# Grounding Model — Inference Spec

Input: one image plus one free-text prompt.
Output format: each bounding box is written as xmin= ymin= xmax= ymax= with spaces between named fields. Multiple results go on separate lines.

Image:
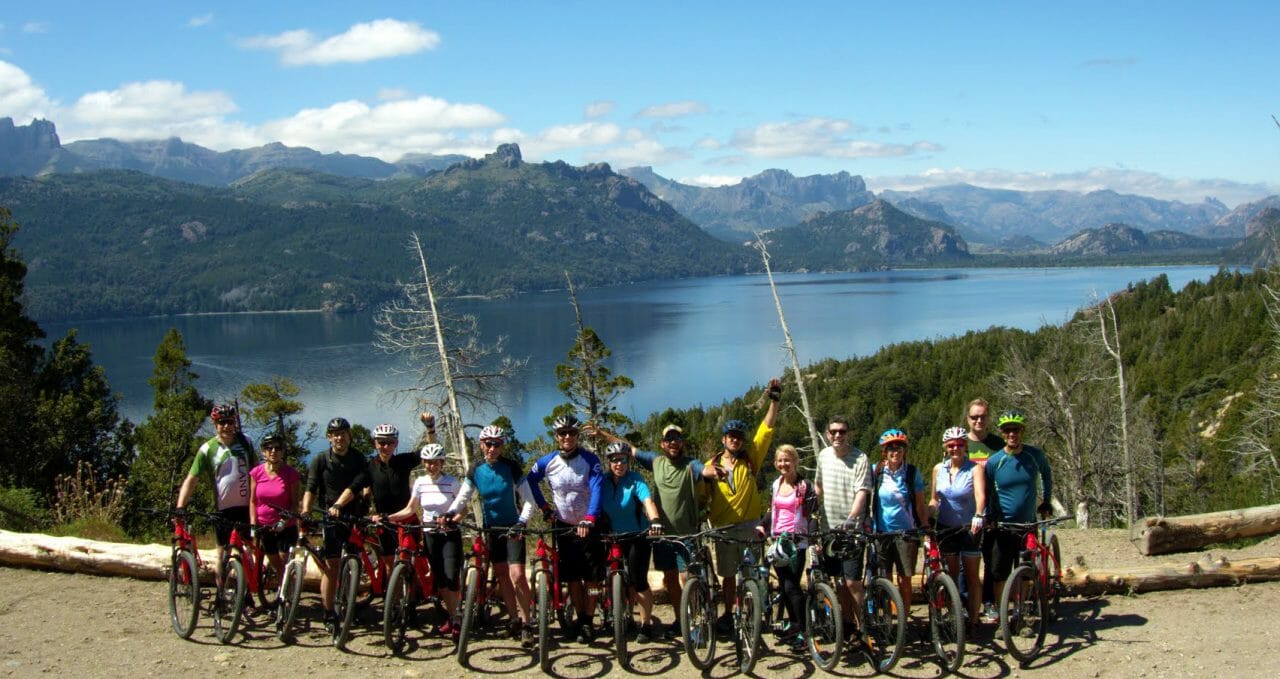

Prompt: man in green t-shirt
xmin=175 ymin=404 xmax=257 ymax=586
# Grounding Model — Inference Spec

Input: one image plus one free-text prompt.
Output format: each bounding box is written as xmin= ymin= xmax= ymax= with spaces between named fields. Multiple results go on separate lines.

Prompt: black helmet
xmin=552 ymin=413 xmax=580 ymax=433
xmin=261 ymin=432 xmax=286 ymax=447
xmin=326 ymin=417 xmax=351 ymax=433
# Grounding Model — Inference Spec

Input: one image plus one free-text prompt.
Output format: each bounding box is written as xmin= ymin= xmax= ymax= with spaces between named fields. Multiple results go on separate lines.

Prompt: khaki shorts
xmin=713 ymin=521 xmax=761 ymax=578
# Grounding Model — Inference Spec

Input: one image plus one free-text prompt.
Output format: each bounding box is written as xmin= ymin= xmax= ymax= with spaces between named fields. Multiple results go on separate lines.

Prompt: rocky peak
xmin=491 ymin=143 xmax=523 ymax=167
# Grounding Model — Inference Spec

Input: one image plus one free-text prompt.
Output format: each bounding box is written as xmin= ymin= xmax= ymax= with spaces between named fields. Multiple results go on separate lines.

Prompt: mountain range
xmin=759 ymin=200 xmax=971 ymax=271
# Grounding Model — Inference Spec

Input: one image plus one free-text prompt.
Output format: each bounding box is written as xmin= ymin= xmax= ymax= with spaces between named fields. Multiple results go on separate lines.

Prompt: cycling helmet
xmin=878 ymin=428 xmax=908 ymax=447
xmin=722 ymin=419 xmax=748 ymax=435
xmin=210 ymin=404 xmax=237 ymax=423
xmin=479 ymin=424 xmax=506 ymax=442
xmin=996 ymin=411 xmax=1027 ymax=429
xmin=261 ymin=432 xmax=286 ymax=447
xmin=552 ymin=413 xmax=580 ymax=432
xmin=419 ymin=443 xmax=447 ymax=461
xmin=326 ymin=417 xmax=351 ymax=432
xmin=605 ymin=441 xmax=632 ymax=460
xmin=942 ymin=427 xmax=968 ymax=443
xmin=373 ymin=423 xmax=399 ymax=439
xmin=766 ymin=534 xmax=800 ymax=570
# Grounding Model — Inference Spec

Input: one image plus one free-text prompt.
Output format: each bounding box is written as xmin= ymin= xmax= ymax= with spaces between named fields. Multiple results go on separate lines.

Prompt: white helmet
xmin=479 ymin=425 xmax=505 ymax=442
xmin=373 ymin=423 xmax=399 ymax=439
xmin=766 ymin=534 xmax=799 ymax=569
xmin=419 ymin=443 xmax=447 ymax=461
xmin=942 ymin=426 xmax=968 ymax=443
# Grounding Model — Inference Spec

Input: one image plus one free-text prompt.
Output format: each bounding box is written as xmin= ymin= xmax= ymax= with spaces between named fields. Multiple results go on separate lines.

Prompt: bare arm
xmin=175 ymin=475 xmax=199 ymax=509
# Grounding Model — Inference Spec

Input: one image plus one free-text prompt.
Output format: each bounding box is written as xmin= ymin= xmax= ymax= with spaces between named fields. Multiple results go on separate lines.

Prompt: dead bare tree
xmin=1096 ymin=293 xmax=1138 ymax=532
xmin=374 ymin=233 xmax=527 ymax=475
xmin=753 ymin=234 xmax=823 ymax=458
xmin=1230 ymin=270 xmax=1280 ymax=501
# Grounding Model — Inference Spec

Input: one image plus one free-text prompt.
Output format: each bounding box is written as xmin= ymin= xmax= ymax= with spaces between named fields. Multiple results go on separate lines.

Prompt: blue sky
xmin=1 ymin=1 xmax=1277 ymax=206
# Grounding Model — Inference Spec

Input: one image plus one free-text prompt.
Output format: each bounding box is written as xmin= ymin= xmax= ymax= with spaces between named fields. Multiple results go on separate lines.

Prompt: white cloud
xmin=22 ymin=21 xmax=48 ymax=34
xmin=0 ymin=60 xmax=54 ymax=121
xmin=258 ymin=95 xmax=505 ymax=160
xmin=377 ymin=87 xmax=412 ymax=101
xmin=61 ymin=80 xmax=260 ymax=148
xmin=187 ymin=13 xmax=214 ymax=28
xmin=636 ymin=100 xmax=707 ymax=119
xmin=599 ymin=139 xmax=689 ymax=168
xmin=867 ymin=167 xmax=1277 ymax=208
xmin=241 ymin=18 xmax=439 ymax=66
xmin=678 ymin=174 xmax=744 ymax=188
xmin=584 ymin=100 xmax=614 ymax=119
xmin=731 ymin=117 xmax=939 ymax=160
xmin=521 ymin=121 xmax=622 ymax=158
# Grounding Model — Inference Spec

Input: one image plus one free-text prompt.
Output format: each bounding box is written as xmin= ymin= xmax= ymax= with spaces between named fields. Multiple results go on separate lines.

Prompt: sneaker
xmin=665 ymin=621 xmax=682 ymax=639
xmin=323 ymin=610 xmax=336 ymax=633
xmin=450 ymin=617 xmax=462 ymax=641
xmin=715 ymin=613 xmax=733 ymax=635
xmin=509 ymin=620 xmax=524 ymax=640
xmin=789 ymin=634 xmax=807 ymax=654
xmin=577 ymin=620 xmax=595 ymax=644
xmin=636 ymin=622 xmax=656 ymax=644
xmin=521 ymin=623 xmax=535 ymax=648
xmin=437 ymin=618 xmax=454 ymax=637
xmin=980 ymin=603 xmax=999 ymax=624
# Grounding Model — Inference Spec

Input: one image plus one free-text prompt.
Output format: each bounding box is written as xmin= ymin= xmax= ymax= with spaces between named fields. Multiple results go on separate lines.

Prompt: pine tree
xmin=0 ymin=207 xmax=45 ymax=488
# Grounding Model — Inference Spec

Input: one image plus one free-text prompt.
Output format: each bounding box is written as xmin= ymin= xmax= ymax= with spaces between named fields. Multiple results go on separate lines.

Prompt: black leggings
xmin=773 ymin=549 xmax=808 ymax=632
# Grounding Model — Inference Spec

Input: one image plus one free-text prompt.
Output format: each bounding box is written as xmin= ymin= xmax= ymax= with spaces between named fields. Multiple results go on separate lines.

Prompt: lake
xmin=45 ymin=266 xmax=1224 ymax=450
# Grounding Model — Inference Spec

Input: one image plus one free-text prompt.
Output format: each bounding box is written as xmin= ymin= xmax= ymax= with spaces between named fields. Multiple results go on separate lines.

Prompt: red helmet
xmin=210 ymin=404 xmax=237 ymax=423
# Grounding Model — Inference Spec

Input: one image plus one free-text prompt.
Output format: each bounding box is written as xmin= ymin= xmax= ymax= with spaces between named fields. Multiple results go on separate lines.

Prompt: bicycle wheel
xmin=168 ymin=548 xmax=199 ymax=639
xmin=1047 ymin=532 xmax=1063 ymax=614
xmin=333 ymin=557 xmax=360 ymax=649
xmin=214 ymin=558 xmax=246 ymax=644
xmin=384 ymin=562 xmax=413 ymax=655
xmin=928 ymin=572 xmax=965 ymax=673
xmin=358 ymin=540 xmax=380 ymax=607
xmin=276 ymin=559 xmax=304 ymax=642
xmin=611 ymin=570 xmax=628 ymax=666
xmin=735 ymin=579 xmax=764 ymax=674
xmin=1000 ymin=564 xmax=1047 ymax=664
xmin=805 ymin=581 xmax=843 ymax=671
xmin=257 ymin=559 xmax=280 ymax=609
xmin=455 ymin=564 xmax=480 ymax=666
xmin=865 ymin=577 xmax=906 ymax=673
xmin=680 ymin=575 xmax=716 ymax=670
xmin=536 ymin=569 xmax=553 ymax=673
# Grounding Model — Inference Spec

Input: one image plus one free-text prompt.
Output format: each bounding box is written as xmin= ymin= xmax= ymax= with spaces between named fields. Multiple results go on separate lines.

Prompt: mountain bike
xmin=860 ymin=530 xmax=908 ymax=673
xmin=600 ymin=531 xmax=645 ymax=667
xmin=383 ymin=520 xmax=443 ymax=655
xmin=204 ymin=513 xmax=276 ymax=644
xmin=456 ymin=522 xmax=517 ymax=667
xmin=705 ymin=529 xmax=766 ymax=673
xmin=922 ymin=527 xmax=966 ymax=673
xmin=996 ymin=517 xmax=1067 ymax=664
xmin=270 ymin=509 xmax=327 ymax=643
xmin=527 ymin=524 xmax=574 ymax=673
xmin=656 ymin=528 xmax=722 ymax=670
xmin=146 ymin=508 xmax=205 ymax=639
xmin=802 ymin=531 xmax=845 ymax=671
xmin=330 ymin=514 xmax=390 ymax=650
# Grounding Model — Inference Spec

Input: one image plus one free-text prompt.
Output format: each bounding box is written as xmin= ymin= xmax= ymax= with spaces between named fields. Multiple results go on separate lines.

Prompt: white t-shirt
xmin=410 ymin=473 xmax=464 ymax=521
xmin=814 ymin=445 xmax=872 ymax=531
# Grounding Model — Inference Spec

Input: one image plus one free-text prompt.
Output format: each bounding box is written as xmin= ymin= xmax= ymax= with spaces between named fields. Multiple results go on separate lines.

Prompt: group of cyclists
xmin=173 ymin=384 xmax=1055 ymax=667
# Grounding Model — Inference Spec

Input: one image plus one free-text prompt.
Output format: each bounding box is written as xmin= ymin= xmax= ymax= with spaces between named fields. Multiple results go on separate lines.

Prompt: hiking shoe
xmin=521 ymin=623 xmax=535 ymax=648
xmin=665 ymin=621 xmax=682 ymax=639
xmin=636 ymin=622 xmax=656 ymax=644
xmin=509 ymin=620 xmax=524 ymax=640
xmin=577 ymin=620 xmax=595 ymax=644
xmin=437 ymin=618 xmax=454 ymax=637
xmin=789 ymin=634 xmax=807 ymax=654
xmin=715 ymin=613 xmax=733 ymax=635
xmin=323 ymin=610 xmax=336 ymax=634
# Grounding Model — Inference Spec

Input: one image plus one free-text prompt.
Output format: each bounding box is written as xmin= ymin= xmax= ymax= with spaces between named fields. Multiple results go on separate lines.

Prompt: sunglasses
xmin=1000 ymin=427 xmax=1024 ymax=434
xmin=374 ymin=440 xmax=398 ymax=447
xmin=481 ymin=439 xmax=504 ymax=447
xmin=555 ymin=430 xmax=579 ymax=437
xmin=827 ymin=429 xmax=848 ymax=435
xmin=968 ymin=414 xmax=988 ymax=421
xmin=608 ymin=457 xmax=629 ymax=464
xmin=264 ymin=445 xmax=284 ymax=452
xmin=883 ymin=443 xmax=906 ymax=451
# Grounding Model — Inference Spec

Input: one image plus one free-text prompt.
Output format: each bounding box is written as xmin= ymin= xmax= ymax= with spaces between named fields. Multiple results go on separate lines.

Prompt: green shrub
xmin=0 ymin=486 xmax=47 ymax=532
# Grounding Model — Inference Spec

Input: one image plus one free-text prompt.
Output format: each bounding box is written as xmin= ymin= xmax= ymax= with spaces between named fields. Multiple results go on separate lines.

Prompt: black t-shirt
xmin=306 ymin=448 xmax=370 ymax=510
xmin=367 ymin=452 xmax=419 ymax=514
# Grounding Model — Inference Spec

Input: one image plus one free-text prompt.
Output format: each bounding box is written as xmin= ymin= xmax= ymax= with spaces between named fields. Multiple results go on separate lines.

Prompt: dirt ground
xmin=1 ymin=528 xmax=1277 ymax=678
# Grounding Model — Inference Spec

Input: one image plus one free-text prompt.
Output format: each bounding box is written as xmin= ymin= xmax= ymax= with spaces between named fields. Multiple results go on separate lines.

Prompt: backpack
xmin=872 ymin=462 xmax=923 ymax=529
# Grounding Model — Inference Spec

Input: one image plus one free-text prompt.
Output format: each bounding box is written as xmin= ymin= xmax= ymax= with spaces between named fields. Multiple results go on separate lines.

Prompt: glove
xmin=841 ymin=516 xmax=861 ymax=531
xmin=648 ymin=522 xmax=664 ymax=536
xmin=1037 ymin=501 xmax=1053 ymax=517
xmin=767 ymin=379 xmax=783 ymax=402
xmin=250 ymin=526 xmax=258 ymax=540
xmin=577 ymin=519 xmax=594 ymax=531
xmin=541 ymin=505 xmax=556 ymax=523
xmin=970 ymin=516 xmax=985 ymax=533
xmin=754 ymin=524 xmax=767 ymax=539
xmin=508 ymin=521 xmax=526 ymax=539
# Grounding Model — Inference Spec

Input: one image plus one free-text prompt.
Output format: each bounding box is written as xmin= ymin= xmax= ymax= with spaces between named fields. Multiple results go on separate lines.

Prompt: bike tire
xmin=276 ymin=559 xmax=303 ymax=642
xmin=1000 ymin=564 xmax=1047 ymax=664
xmin=384 ymin=562 xmax=412 ymax=655
xmin=536 ymin=569 xmax=553 ymax=673
xmin=680 ymin=575 xmax=716 ymax=670
xmin=805 ymin=581 xmax=843 ymax=671
xmin=611 ymin=570 xmax=628 ymax=666
xmin=455 ymin=564 xmax=480 ymax=667
xmin=928 ymin=572 xmax=966 ymax=673
xmin=168 ymin=548 xmax=199 ymax=639
xmin=1048 ymin=532 xmax=1063 ymax=615
xmin=333 ymin=557 xmax=360 ymax=650
xmin=214 ymin=558 xmax=247 ymax=644
xmin=865 ymin=576 xmax=906 ymax=673
xmin=736 ymin=579 xmax=764 ymax=674
xmin=358 ymin=540 xmax=380 ymax=607
xmin=257 ymin=559 xmax=280 ymax=609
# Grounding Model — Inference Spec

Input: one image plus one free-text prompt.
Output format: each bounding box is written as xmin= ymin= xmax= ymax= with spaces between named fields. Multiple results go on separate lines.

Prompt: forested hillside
xmin=628 ymin=267 xmax=1275 ymax=523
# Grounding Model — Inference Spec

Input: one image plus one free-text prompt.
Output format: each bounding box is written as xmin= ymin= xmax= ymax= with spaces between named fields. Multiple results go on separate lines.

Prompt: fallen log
xmin=1063 ymin=554 xmax=1280 ymax=596
xmin=1137 ymin=503 xmax=1280 ymax=555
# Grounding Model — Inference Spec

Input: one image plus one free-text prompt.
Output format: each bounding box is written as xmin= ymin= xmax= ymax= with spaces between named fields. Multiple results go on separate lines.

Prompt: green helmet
xmin=996 ymin=410 xmax=1027 ymax=429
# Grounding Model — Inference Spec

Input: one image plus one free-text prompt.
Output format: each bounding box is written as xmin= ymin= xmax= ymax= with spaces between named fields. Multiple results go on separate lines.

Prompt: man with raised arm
xmin=704 ymin=378 xmax=782 ymax=633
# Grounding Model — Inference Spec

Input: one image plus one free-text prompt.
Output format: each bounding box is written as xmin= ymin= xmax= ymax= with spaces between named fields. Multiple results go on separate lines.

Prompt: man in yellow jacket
xmin=706 ymin=377 xmax=781 ymax=631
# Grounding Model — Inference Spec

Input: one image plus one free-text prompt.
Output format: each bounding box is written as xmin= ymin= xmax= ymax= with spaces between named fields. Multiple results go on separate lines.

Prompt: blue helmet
xmin=723 ymin=419 xmax=748 ymax=435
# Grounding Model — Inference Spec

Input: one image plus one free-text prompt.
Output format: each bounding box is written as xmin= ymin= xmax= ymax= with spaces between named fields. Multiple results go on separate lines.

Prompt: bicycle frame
xmin=340 ymin=516 xmax=389 ymax=596
xmin=394 ymin=524 xmax=436 ymax=598
xmin=171 ymin=514 xmax=203 ymax=574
